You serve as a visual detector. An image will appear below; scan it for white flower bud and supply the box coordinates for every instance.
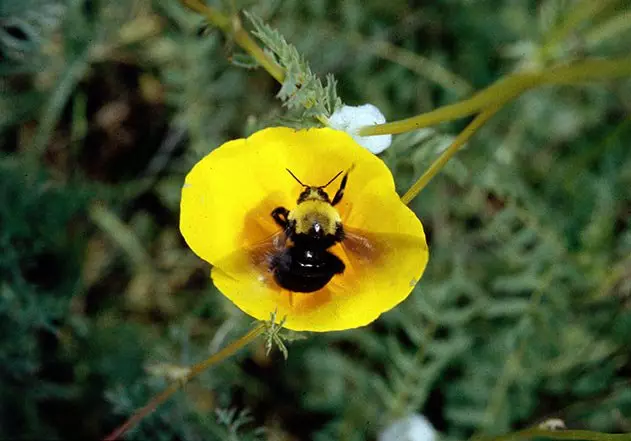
[328,104,392,154]
[378,414,436,441]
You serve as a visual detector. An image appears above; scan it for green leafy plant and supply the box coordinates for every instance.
[1,0,630,440]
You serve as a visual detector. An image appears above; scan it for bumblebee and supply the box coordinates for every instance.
[269,169,349,292]
[213,165,420,299]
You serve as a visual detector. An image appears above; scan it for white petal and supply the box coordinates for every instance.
[378,414,436,441]
[329,104,392,154]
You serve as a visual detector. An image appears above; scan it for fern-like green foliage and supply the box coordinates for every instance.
[0,0,630,440]
[0,160,88,438]
[246,10,342,122]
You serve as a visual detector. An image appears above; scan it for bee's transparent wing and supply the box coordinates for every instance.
[210,231,287,288]
[326,226,429,294]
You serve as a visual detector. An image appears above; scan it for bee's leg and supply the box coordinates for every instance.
[271,207,290,228]
[331,171,349,206]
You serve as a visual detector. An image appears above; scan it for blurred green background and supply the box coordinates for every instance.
[1,0,630,440]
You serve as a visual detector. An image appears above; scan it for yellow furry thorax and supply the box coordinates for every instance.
[288,199,341,236]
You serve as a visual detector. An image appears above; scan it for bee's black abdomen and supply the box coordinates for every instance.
[271,247,345,293]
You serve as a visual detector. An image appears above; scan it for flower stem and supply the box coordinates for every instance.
[537,57,631,84]
[359,57,631,137]
[180,0,285,84]
[395,56,631,204]
[103,323,266,441]
[358,74,536,136]
[400,105,501,205]
[480,427,629,441]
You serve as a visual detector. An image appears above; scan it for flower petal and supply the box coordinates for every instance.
[329,103,393,154]
[180,127,428,332]
[180,127,391,264]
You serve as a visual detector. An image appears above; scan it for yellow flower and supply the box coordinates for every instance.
[180,127,428,332]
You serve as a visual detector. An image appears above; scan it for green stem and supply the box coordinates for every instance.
[359,57,631,137]
[538,57,631,84]
[400,105,501,204]
[359,74,536,136]
[103,324,265,441]
[181,0,285,84]
[485,428,630,441]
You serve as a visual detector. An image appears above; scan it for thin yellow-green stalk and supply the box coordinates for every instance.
[360,57,631,137]
[103,324,265,441]
[181,0,285,84]
[480,427,631,441]
[400,105,501,204]
[180,0,630,210]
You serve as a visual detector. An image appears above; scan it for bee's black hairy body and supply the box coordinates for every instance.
[269,168,351,293]
[270,231,345,293]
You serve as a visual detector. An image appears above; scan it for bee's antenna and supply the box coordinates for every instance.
[286,168,306,187]
[321,170,344,188]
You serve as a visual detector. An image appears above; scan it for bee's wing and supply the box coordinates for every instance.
[327,226,428,293]
[341,225,427,267]
[209,226,426,329]
[211,231,287,288]
[210,230,311,318]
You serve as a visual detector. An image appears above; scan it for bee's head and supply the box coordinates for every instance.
[297,187,331,204]
[287,169,343,204]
